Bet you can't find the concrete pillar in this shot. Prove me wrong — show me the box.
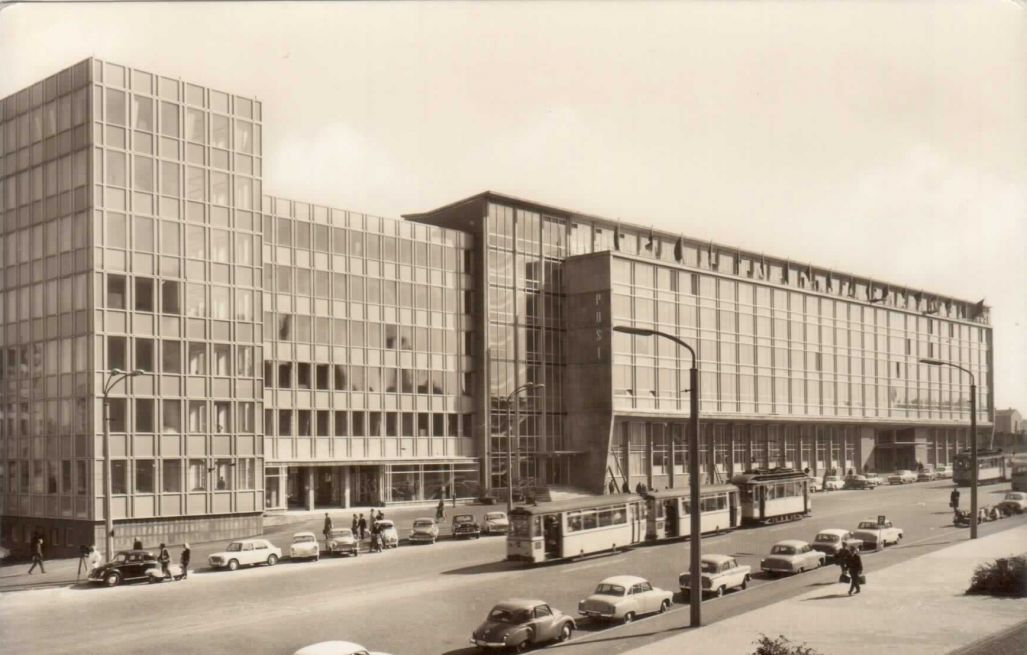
[306,467,315,511]
[342,467,351,508]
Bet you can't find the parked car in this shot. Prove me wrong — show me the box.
[935,464,953,479]
[844,475,876,490]
[806,476,823,493]
[760,540,825,576]
[88,550,182,587]
[326,528,359,557]
[482,511,510,535]
[863,471,887,486]
[997,492,1027,514]
[290,531,321,561]
[578,575,674,623]
[852,517,903,549]
[374,520,399,548]
[291,641,391,655]
[471,599,575,651]
[409,518,439,544]
[680,554,751,597]
[823,475,844,491]
[917,468,938,482]
[888,470,918,484]
[811,529,863,559]
[452,514,481,539]
[208,538,281,571]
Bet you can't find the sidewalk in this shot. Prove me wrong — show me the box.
[621,524,1027,655]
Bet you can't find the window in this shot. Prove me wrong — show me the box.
[188,401,207,432]
[162,340,181,374]
[214,459,233,490]
[110,461,128,494]
[108,398,127,432]
[135,398,154,432]
[237,402,254,432]
[213,402,231,433]
[212,344,231,376]
[135,338,154,372]
[135,277,154,312]
[161,280,181,314]
[161,399,182,433]
[107,336,127,370]
[107,274,127,309]
[162,460,182,492]
[188,459,206,491]
[188,342,207,375]
[238,458,256,489]
[135,459,155,493]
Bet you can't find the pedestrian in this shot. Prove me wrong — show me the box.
[836,545,851,579]
[376,509,384,522]
[608,479,617,495]
[133,537,143,550]
[323,512,333,544]
[87,545,103,571]
[351,513,358,535]
[358,513,367,540]
[180,543,191,580]
[622,480,631,493]
[451,487,457,508]
[158,542,171,580]
[436,499,445,521]
[27,536,45,574]
[950,488,960,510]
[847,546,863,595]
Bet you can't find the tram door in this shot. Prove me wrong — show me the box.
[542,514,561,559]
[757,485,766,521]
[665,500,679,538]
[729,493,738,527]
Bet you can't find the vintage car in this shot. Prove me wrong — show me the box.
[806,476,823,493]
[373,520,399,548]
[852,517,903,549]
[482,511,510,535]
[843,475,876,490]
[917,468,938,482]
[888,469,918,485]
[88,549,180,587]
[208,538,281,571]
[471,599,575,651]
[680,554,751,597]
[452,514,481,539]
[997,492,1027,514]
[823,475,845,491]
[578,575,674,623]
[290,531,320,561]
[935,464,953,479]
[863,472,887,486]
[409,518,439,544]
[326,528,359,557]
[291,641,391,655]
[760,540,825,576]
[811,529,863,558]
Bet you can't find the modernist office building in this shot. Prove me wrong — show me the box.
[1,58,994,555]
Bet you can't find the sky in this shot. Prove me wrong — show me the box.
[2,1,1025,414]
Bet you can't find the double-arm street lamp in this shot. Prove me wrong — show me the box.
[613,325,702,628]
[504,382,545,513]
[102,368,147,559]
[919,357,978,539]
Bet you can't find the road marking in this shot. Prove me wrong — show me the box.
[565,561,614,573]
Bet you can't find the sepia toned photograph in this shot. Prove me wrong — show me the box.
[0,2,1025,654]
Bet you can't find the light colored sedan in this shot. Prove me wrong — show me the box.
[291,641,391,655]
[290,531,320,561]
[997,492,1027,514]
[577,575,674,624]
[811,529,863,558]
[326,528,359,557]
[681,554,751,597]
[888,470,918,484]
[208,538,281,571]
[823,475,844,491]
[760,540,825,576]
[374,520,399,548]
[852,518,903,548]
[482,511,510,535]
[409,518,439,544]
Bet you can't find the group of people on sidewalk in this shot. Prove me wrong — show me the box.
[131,538,190,581]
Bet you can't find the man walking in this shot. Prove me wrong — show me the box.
[351,513,359,535]
[180,543,191,580]
[950,488,960,510]
[357,513,367,540]
[436,498,446,521]
[847,545,863,595]
[27,536,45,574]
[323,512,333,546]
[158,542,171,580]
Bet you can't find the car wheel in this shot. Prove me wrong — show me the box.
[623,611,635,624]
[558,622,574,642]
[314,554,319,562]
[147,575,159,584]
[798,566,805,574]
[741,575,750,590]
[515,629,534,652]
[105,572,121,587]
[227,559,239,572]
[266,554,278,566]
[659,599,671,613]
[715,586,724,598]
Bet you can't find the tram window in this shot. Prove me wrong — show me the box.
[682,500,691,515]
[612,508,626,524]
[582,511,598,530]
[532,516,541,536]
[567,512,582,533]
[597,509,613,527]
[701,497,717,512]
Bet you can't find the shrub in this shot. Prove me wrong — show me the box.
[967,554,1027,597]
[751,634,823,655]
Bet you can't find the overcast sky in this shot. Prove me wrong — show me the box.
[2,1,1025,414]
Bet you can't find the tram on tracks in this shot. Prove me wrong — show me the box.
[1011,456,1027,493]
[641,485,739,540]
[953,449,1012,486]
[730,468,812,525]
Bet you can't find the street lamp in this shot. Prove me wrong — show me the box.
[504,382,544,513]
[613,325,702,627]
[102,368,147,559]
[920,357,977,539]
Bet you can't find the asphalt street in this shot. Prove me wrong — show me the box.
[0,479,1020,655]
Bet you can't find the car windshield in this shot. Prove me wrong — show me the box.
[377,521,394,529]
[894,470,910,475]
[112,552,130,563]
[293,535,315,543]
[771,545,796,555]
[329,529,352,538]
[594,583,626,596]
[488,608,530,624]
[815,534,839,543]
[226,542,243,552]
[857,522,879,529]
[454,515,473,523]
[1005,493,1024,500]
[826,476,840,481]
[414,520,434,528]
[485,513,506,521]
[700,561,720,573]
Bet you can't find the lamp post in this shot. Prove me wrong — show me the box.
[102,368,147,559]
[505,382,544,513]
[920,357,977,539]
[614,325,702,627]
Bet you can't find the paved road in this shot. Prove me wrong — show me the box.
[0,480,1018,655]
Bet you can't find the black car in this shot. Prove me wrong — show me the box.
[452,514,481,539]
[843,475,876,490]
[88,549,179,587]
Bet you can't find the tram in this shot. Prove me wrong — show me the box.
[1011,456,1027,493]
[642,485,739,540]
[953,449,1012,486]
[730,468,812,525]
[507,494,646,564]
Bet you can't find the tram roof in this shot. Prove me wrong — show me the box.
[730,468,808,484]
[644,484,737,499]
[509,493,641,515]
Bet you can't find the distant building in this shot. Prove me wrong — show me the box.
[995,409,1022,435]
